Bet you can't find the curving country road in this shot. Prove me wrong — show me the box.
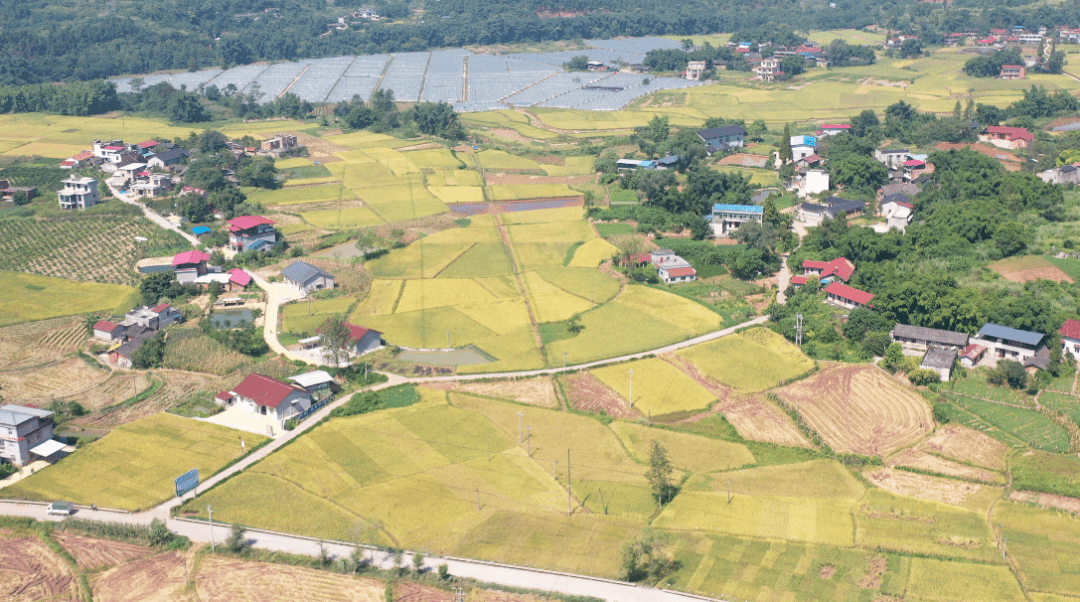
[107,181,203,247]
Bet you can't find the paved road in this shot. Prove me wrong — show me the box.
[107,181,202,248]
[248,271,309,362]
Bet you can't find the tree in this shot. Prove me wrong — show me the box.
[148,518,173,547]
[645,440,673,506]
[209,186,247,217]
[221,39,254,67]
[899,38,923,59]
[843,307,887,342]
[779,55,807,77]
[619,529,674,583]
[993,222,1027,258]
[689,216,712,241]
[131,332,165,369]
[563,55,589,71]
[438,563,449,580]
[226,523,249,553]
[999,360,1028,389]
[850,110,880,139]
[166,93,209,123]
[883,342,904,372]
[646,115,670,144]
[829,154,888,195]
[779,123,793,164]
[178,193,212,222]
[862,331,892,358]
[321,314,354,366]
[731,248,768,280]
[412,552,425,573]
[239,157,279,189]
[908,368,940,386]
[140,271,185,304]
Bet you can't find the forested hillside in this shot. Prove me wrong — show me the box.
[3,0,1080,85]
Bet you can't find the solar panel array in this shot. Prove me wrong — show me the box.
[376,52,430,102]
[289,56,355,103]
[107,38,706,112]
[422,49,468,103]
[325,54,391,103]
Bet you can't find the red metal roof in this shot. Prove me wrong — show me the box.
[791,275,808,285]
[803,260,829,270]
[1060,319,1080,340]
[137,140,159,148]
[898,202,914,209]
[801,154,821,163]
[231,373,306,408]
[665,266,697,278]
[821,124,850,129]
[987,125,1033,142]
[59,160,76,166]
[228,268,252,286]
[215,391,234,401]
[961,344,986,360]
[172,250,210,266]
[102,145,124,151]
[806,258,859,282]
[152,303,171,313]
[72,151,95,161]
[227,215,276,232]
[824,282,874,306]
[318,321,376,343]
[903,159,925,167]
[991,28,1008,34]
[93,320,122,332]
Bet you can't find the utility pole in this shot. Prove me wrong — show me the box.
[567,449,572,516]
[207,505,215,552]
[487,436,490,461]
[795,313,804,347]
[628,369,634,407]
[517,411,524,444]
[553,459,557,479]
[563,351,567,368]
[527,426,531,456]
[476,488,480,511]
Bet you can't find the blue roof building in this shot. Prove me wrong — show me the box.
[191,226,211,235]
[974,323,1047,365]
[710,204,763,237]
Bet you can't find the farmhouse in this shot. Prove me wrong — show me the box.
[960,344,987,368]
[122,304,181,330]
[1038,164,1080,185]
[108,327,155,369]
[1058,319,1080,361]
[999,64,1026,79]
[57,176,99,210]
[790,135,817,162]
[980,126,1033,149]
[650,249,697,284]
[686,60,706,80]
[753,57,781,81]
[172,250,211,285]
[221,373,312,421]
[710,203,763,237]
[146,147,188,168]
[226,268,252,292]
[616,159,657,172]
[261,134,299,154]
[655,155,680,170]
[820,124,851,136]
[796,154,821,168]
[794,169,830,196]
[697,125,746,152]
[92,320,126,342]
[0,180,37,203]
[972,323,1046,363]
[0,405,58,466]
[920,346,957,381]
[874,148,910,169]
[228,215,277,252]
[129,172,173,198]
[798,197,865,226]
[890,324,969,352]
[288,370,336,400]
[318,321,384,355]
[282,261,336,296]
[802,256,855,282]
[823,282,874,309]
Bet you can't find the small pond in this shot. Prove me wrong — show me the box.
[209,309,255,329]
[398,348,490,366]
[138,264,175,274]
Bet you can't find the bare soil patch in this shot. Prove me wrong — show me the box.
[281,130,351,158]
[490,128,532,144]
[776,365,933,456]
[560,373,638,419]
[454,376,560,408]
[860,556,886,589]
[990,255,1073,284]
[0,317,86,371]
[0,535,76,601]
[0,357,111,402]
[888,449,1004,484]
[92,550,188,602]
[72,370,221,429]
[194,555,383,602]
[864,468,987,507]
[914,424,1009,471]
[1009,490,1080,514]
[717,396,813,448]
[716,154,769,168]
[54,533,151,570]
[818,564,836,579]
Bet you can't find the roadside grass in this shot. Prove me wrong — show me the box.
[0,271,135,326]
[280,297,357,318]
[609,421,754,473]
[591,357,716,416]
[677,327,813,393]
[6,413,266,511]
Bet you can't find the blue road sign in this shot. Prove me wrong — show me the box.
[175,468,199,497]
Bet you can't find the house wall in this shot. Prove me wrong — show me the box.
[93,328,122,341]
[826,292,864,309]
[356,332,383,355]
[1062,336,1080,361]
[0,416,54,465]
[975,336,1039,361]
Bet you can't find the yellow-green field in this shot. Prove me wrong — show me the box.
[5,413,267,511]
[678,327,814,392]
[591,358,716,416]
[0,270,136,326]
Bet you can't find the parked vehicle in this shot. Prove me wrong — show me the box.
[47,501,73,516]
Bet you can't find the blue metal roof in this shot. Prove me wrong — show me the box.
[191,226,211,235]
[639,160,656,167]
[977,323,1045,346]
[713,204,763,213]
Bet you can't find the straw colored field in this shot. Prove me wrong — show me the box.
[486,184,580,201]
[463,326,544,373]
[0,358,128,406]
[5,413,266,511]
[362,189,448,222]
[367,242,472,278]
[521,270,593,323]
[0,114,192,158]
[534,267,620,304]
[776,365,933,456]
[855,489,1000,563]
[0,316,86,370]
[567,237,619,268]
[324,130,417,149]
[427,168,484,186]
[192,555,385,602]
[281,296,357,318]
[990,255,1073,284]
[0,533,77,601]
[437,243,514,278]
[501,207,585,224]
[609,422,753,473]
[300,206,386,229]
[905,558,1025,602]
[361,305,494,348]
[452,376,559,408]
[591,358,716,416]
[678,327,813,393]
[617,285,721,333]
[475,150,544,171]
[405,148,465,169]
[248,183,347,206]
[395,278,498,313]
[911,424,1010,471]
[716,396,812,448]
[429,185,485,204]
[888,448,1004,484]
[455,298,532,335]
[863,468,1002,514]
[995,501,1080,597]
[350,279,403,319]
[0,270,135,326]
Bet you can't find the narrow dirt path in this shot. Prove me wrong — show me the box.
[496,214,545,356]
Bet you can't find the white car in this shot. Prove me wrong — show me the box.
[46,501,73,516]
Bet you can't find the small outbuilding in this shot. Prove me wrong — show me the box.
[920,347,957,382]
[288,370,336,400]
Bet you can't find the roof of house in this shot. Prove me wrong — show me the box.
[72,151,95,161]
[713,203,763,214]
[822,124,851,129]
[317,321,380,343]
[112,328,154,359]
[824,282,874,305]
[822,197,865,215]
[151,303,171,313]
[800,154,822,163]
[172,250,210,266]
[791,275,808,285]
[228,215,276,232]
[986,126,1034,142]
[960,344,986,360]
[881,183,922,197]
[289,370,335,389]
[231,373,308,408]
[881,193,912,206]
[1024,346,1051,370]
[697,125,747,139]
[0,404,53,427]
[903,159,926,167]
[803,257,856,281]
[921,347,957,371]
[977,323,1045,346]
[664,266,697,278]
[137,140,159,149]
[893,324,969,347]
[282,261,334,286]
[102,145,125,151]
[656,155,679,165]
[228,268,252,286]
[1060,319,1080,340]
[181,186,206,195]
[878,148,909,154]
[191,226,212,235]
[215,391,233,401]
[93,320,123,333]
[151,148,187,162]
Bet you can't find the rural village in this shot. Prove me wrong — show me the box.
[4,0,1080,600]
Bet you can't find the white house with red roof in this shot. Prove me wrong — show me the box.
[219,373,312,421]
[820,124,851,136]
[1059,319,1080,361]
[226,268,252,292]
[802,257,855,282]
[980,125,1033,149]
[228,215,277,252]
[173,250,211,284]
[650,249,697,284]
[823,282,874,309]
[92,320,126,342]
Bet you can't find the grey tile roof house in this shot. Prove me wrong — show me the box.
[282,261,335,296]
[891,324,969,351]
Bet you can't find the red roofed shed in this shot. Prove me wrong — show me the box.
[172,250,210,266]
[824,282,874,308]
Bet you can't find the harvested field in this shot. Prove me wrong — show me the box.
[1008,490,1080,515]
[913,424,1010,471]
[0,357,111,402]
[0,535,76,601]
[454,376,559,408]
[989,255,1073,284]
[91,550,188,602]
[0,317,86,370]
[716,396,812,448]
[560,373,636,418]
[195,555,384,602]
[71,370,222,429]
[54,533,150,570]
[776,365,933,456]
[863,468,1001,512]
[888,449,1004,484]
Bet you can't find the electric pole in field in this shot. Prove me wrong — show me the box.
[567,449,572,516]
[207,505,215,552]
[517,411,524,444]
[628,368,634,408]
[795,313,804,347]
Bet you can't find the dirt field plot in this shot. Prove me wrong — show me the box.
[0,357,111,402]
[195,555,384,602]
[559,372,636,418]
[0,535,76,602]
[91,550,188,602]
[54,533,150,570]
[776,365,933,456]
[913,424,1010,471]
[990,255,1074,283]
[715,396,812,448]
[864,468,1002,512]
[888,448,1004,484]
[0,317,86,370]
[453,376,559,408]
